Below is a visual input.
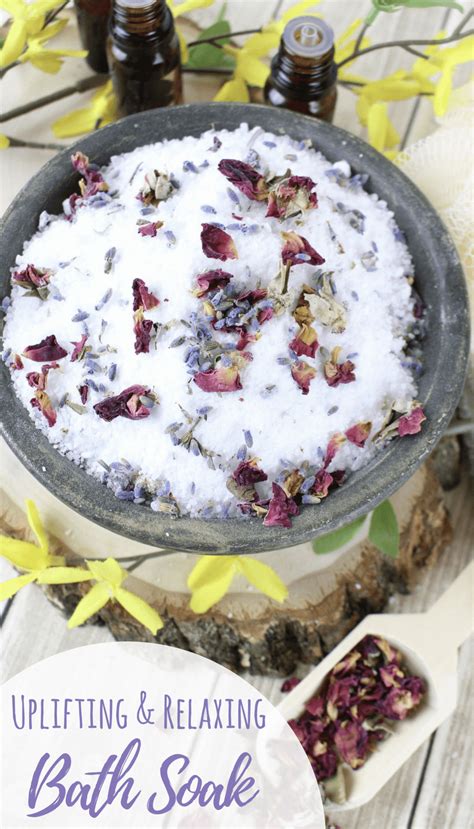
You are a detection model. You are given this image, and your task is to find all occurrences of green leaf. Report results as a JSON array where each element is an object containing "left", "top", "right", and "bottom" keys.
[
  {"left": 312, "top": 515, "right": 366, "bottom": 555},
  {"left": 368, "top": 500, "right": 399, "bottom": 558},
  {"left": 186, "top": 19, "right": 236, "bottom": 70}
]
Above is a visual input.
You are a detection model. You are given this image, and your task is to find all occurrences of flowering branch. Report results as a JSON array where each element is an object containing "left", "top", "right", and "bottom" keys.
[{"left": 337, "top": 24, "right": 473, "bottom": 69}]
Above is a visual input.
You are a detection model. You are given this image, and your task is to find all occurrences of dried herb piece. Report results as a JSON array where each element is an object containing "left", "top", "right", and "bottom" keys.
[
  {"left": 94, "top": 385, "right": 154, "bottom": 421},
  {"left": 23, "top": 335, "right": 68, "bottom": 362},
  {"left": 217, "top": 159, "right": 268, "bottom": 201},
  {"left": 281, "top": 232, "right": 325, "bottom": 267},
  {"left": 201, "top": 224, "right": 238, "bottom": 261},
  {"left": 305, "top": 275, "right": 347, "bottom": 333},
  {"left": 12, "top": 264, "right": 52, "bottom": 300},
  {"left": 132, "top": 278, "right": 159, "bottom": 311},
  {"left": 137, "top": 170, "right": 174, "bottom": 206}
]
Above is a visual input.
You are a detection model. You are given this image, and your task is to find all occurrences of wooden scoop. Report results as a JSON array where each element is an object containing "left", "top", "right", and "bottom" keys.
[{"left": 277, "top": 562, "right": 474, "bottom": 811}]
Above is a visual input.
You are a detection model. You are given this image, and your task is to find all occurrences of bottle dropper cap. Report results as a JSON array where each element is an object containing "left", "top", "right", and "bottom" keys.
[{"left": 282, "top": 16, "right": 335, "bottom": 58}]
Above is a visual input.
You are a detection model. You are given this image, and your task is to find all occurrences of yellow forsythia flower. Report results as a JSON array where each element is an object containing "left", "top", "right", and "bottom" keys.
[
  {"left": 67, "top": 558, "right": 163, "bottom": 634},
  {"left": 188, "top": 555, "right": 288, "bottom": 614},
  {"left": 0, "top": 0, "right": 62, "bottom": 67},
  {"left": 367, "top": 101, "right": 400, "bottom": 158},
  {"left": 0, "top": 134, "right": 10, "bottom": 148},
  {"left": 18, "top": 19, "right": 87, "bottom": 74},
  {"left": 52, "top": 80, "right": 117, "bottom": 138}
]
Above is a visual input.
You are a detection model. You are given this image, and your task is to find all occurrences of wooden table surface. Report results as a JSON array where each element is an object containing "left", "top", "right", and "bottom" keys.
[{"left": 1, "top": 2, "right": 473, "bottom": 827}]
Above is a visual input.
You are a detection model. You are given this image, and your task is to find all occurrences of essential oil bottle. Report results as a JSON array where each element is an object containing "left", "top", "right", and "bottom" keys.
[
  {"left": 74, "top": 0, "right": 111, "bottom": 75},
  {"left": 108, "top": 0, "right": 182, "bottom": 118},
  {"left": 264, "top": 17, "right": 338, "bottom": 123}
]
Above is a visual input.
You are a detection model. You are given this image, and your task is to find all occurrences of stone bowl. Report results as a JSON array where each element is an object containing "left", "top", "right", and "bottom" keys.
[{"left": 0, "top": 104, "right": 469, "bottom": 554}]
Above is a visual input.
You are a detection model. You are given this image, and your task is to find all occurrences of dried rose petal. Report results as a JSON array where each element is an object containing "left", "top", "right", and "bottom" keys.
[
  {"left": 312, "top": 469, "right": 334, "bottom": 498},
  {"left": 71, "top": 151, "right": 108, "bottom": 199},
  {"left": 345, "top": 421, "right": 372, "bottom": 447},
  {"left": 201, "top": 224, "right": 238, "bottom": 261},
  {"left": 10, "top": 354, "right": 23, "bottom": 371},
  {"left": 26, "top": 362, "right": 58, "bottom": 391},
  {"left": 324, "top": 433, "right": 346, "bottom": 468},
  {"left": 94, "top": 385, "right": 153, "bottom": 422},
  {"left": 194, "top": 365, "right": 242, "bottom": 393},
  {"left": 236, "top": 329, "right": 256, "bottom": 351},
  {"left": 289, "top": 324, "right": 319, "bottom": 358},
  {"left": 23, "top": 335, "right": 67, "bottom": 362},
  {"left": 380, "top": 663, "right": 404, "bottom": 689},
  {"left": 398, "top": 406, "right": 426, "bottom": 436},
  {"left": 267, "top": 175, "right": 318, "bottom": 219},
  {"left": 12, "top": 264, "right": 52, "bottom": 299},
  {"left": 79, "top": 384, "right": 89, "bottom": 404},
  {"left": 258, "top": 306, "right": 274, "bottom": 325},
  {"left": 70, "top": 334, "right": 88, "bottom": 363},
  {"left": 378, "top": 677, "right": 425, "bottom": 720},
  {"left": 132, "top": 278, "right": 159, "bottom": 311},
  {"left": 334, "top": 720, "right": 369, "bottom": 769},
  {"left": 291, "top": 360, "right": 317, "bottom": 395},
  {"left": 133, "top": 308, "right": 154, "bottom": 355},
  {"left": 217, "top": 159, "right": 268, "bottom": 201},
  {"left": 195, "top": 269, "right": 233, "bottom": 298},
  {"left": 233, "top": 459, "right": 267, "bottom": 487},
  {"left": 281, "top": 677, "right": 301, "bottom": 693},
  {"left": 281, "top": 231, "right": 325, "bottom": 267},
  {"left": 138, "top": 221, "right": 163, "bottom": 238},
  {"left": 31, "top": 390, "right": 56, "bottom": 427},
  {"left": 324, "top": 349, "right": 356, "bottom": 387},
  {"left": 263, "top": 482, "right": 299, "bottom": 528}
]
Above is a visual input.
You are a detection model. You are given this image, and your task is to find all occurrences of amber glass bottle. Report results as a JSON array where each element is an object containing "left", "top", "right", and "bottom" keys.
[
  {"left": 108, "top": 0, "right": 182, "bottom": 118},
  {"left": 74, "top": 0, "right": 111, "bottom": 74},
  {"left": 264, "top": 17, "right": 337, "bottom": 123}
]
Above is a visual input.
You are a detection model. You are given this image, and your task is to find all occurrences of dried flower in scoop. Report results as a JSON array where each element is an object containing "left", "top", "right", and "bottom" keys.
[
  {"left": 137, "top": 170, "right": 174, "bottom": 206},
  {"left": 324, "top": 347, "right": 356, "bottom": 387},
  {"left": 263, "top": 482, "right": 299, "bottom": 528},
  {"left": 201, "top": 224, "right": 238, "bottom": 261},
  {"left": 133, "top": 308, "right": 154, "bottom": 355},
  {"left": 345, "top": 421, "right": 372, "bottom": 447},
  {"left": 194, "top": 365, "right": 242, "bottom": 393},
  {"left": 132, "top": 278, "right": 159, "bottom": 311},
  {"left": 194, "top": 269, "right": 233, "bottom": 298},
  {"left": 23, "top": 335, "right": 68, "bottom": 362},
  {"left": 31, "top": 390, "right": 56, "bottom": 427},
  {"left": 334, "top": 721, "right": 369, "bottom": 769},
  {"left": 398, "top": 406, "right": 426, "bottom": 436},
  {"left": 12, "top": 264, "right": 52, "bottom": 300},
  {"left": 281, "top": 232, "right": 325, "bottom": 267},
  {"left": 305, "top": 275, "right": 347, "bottom": 334},
  {"left": 267, "top": 175, "right": 318, "bottom": 219},
  {"left": 217, "top": 159, "right": 268, "bottom": 202},
  {"left": 94, "top": 385, "right": 154, "bottom": 421},
  {"left": 137, "top": 220, "right": 163, "bottom": 238},
  {"left": 71, "top": 152, "right": 109, "bottom": 200},
  {"left": 291, "top": 360, "right": 317, "bottom": 395},
  {"left": 289, "top": 324, "right": 319, "bottom": 358}
]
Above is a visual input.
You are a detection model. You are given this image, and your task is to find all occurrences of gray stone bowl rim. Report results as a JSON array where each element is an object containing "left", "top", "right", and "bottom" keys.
[{"left": 0, "top": 103, "right": 470, "bottom": 554}]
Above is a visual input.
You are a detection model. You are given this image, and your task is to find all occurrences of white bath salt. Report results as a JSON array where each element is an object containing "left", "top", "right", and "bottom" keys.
[{"left": 2, "top": 124, "right": 426, "bottom": 527}]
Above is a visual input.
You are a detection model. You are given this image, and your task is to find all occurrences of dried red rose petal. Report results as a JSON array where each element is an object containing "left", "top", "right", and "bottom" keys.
[
  {"left": 237, "top": 288, "right": 267, "bottom": 304},
  {"left": 133, "top": 308, "right": 154, "bottom": 355},
  {"left": 281, "top": 676, "right": 301, "bottom": 693},
  {"left": 334, "top": 720, "right": 369, "bottom": 769},
  {"left": 31, "top": 390, "right": 56, "bottom": 427},
  {"left": 23, "top": 335, "right": 68, "bottom": 362},
  {"left": 194, "top": 269, "right": 233, "bottom": 298},
  {"left": 323, "top": 433, "right": 346, "bottom": 468},
  {"left": 70, "top": 334, "right": 88, "bottom": 363},
  {"left": 233, "top": 459, "right": 267, "bottom": 487},
  {"left": 267, "top": 175, "right": 318, "bottom": 219},
  {"left": 378, "top": 677, "right": 425, "bottom": 720},
  {"left": 138, "top": 221, "right": 163, "bottom": 238},
  {"left": 79, "top": 384, "right": 89, "bottom": 404},
  {"left": 201, "top": 224, "right": 238, "bottom": 261},
  {"left": 217, "top": 159, "right": 268, "bottom": 201},
  {"left": 258, "top": 307, "right": 273, "bottom": 325},
  {"left": 397, "top": 406, "right": 426, "bottom": 436},
  {"left": 312, "top": 469, "right": 334, "bottom": 498},
  {"left": 236, "top": 329, "right": 256, "bottom": 351},
  {"left": 291, "top": 360, "right": 317, "bottom": 395},
  {"left": 10, "top": 354, "right": 23, "bottom": 371},
  {"left": 132, "top": 278, "right": 159, "bottom": 311},
  {"left": 289, "top": 324, "right": 319, "bottom": 358},
  {"left": 281, "top": 231, "right": 325, "bottom": 267},
  {"left": 26, "top": 362, "right": 59, "bottom": 391},
  {"left": 324, "top": 349, "right": 356, "bottom": 387},
  {"left": 194, "top": 365, "right": 242, "bottom": 393},
  {"left": 94, "top": 385, "right": 153, "bottom": 422},
  {"left": 345, "top": 421, "right": 372, "bottom": 447},
  {"left": 263, "top": 482, "right": 299, "bottom": 528}
]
